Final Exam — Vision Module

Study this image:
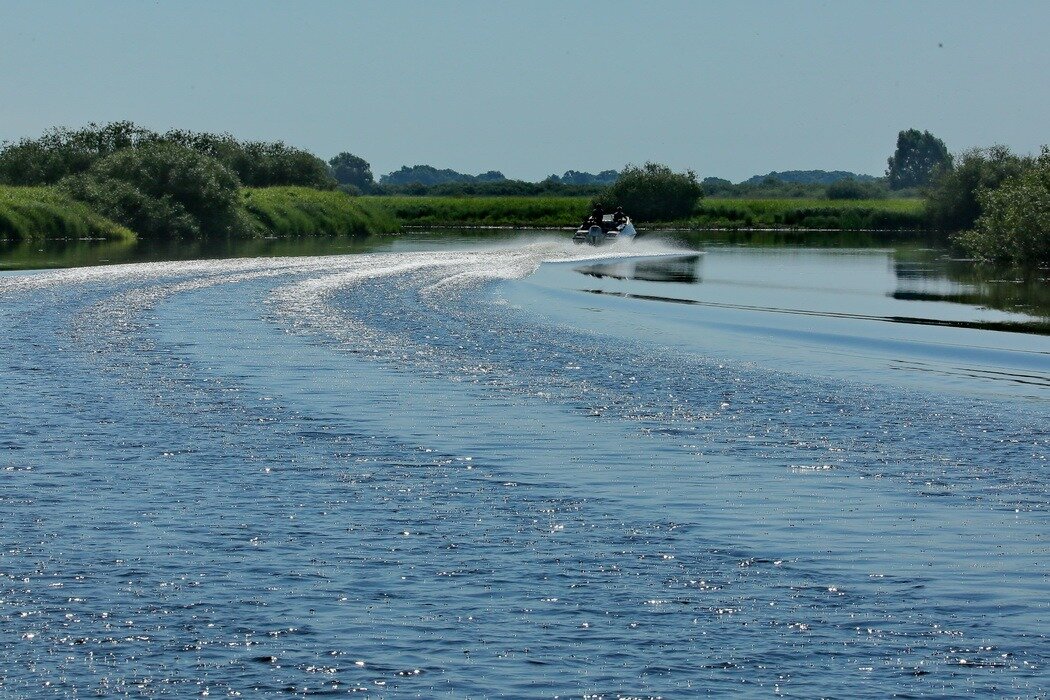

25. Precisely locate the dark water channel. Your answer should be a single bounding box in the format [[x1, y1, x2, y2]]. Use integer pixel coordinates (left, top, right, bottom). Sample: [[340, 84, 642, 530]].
[[1, 232, 1047, 697]]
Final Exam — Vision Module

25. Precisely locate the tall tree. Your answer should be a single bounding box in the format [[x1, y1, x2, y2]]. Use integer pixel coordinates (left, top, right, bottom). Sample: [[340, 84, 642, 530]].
[[328, 152, 374, 193], [886, 129, 952, 190]]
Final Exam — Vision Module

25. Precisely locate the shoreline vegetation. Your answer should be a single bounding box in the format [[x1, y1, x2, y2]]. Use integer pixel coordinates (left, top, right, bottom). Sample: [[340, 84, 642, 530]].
[[1, 187, 927, 243], [360, 195, 926, 231], [0, 123, 1045, 267]]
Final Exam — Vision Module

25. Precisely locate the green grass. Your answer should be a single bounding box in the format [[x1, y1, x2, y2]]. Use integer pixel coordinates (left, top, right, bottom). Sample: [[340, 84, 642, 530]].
[[242, 187, 400, 237], [361, 195, 926, 231], [0, 186, 134, 242], [688, 197, 925, 230], [0, 188, 929, 248], [360, 195, 592, 228], [704, 197, 923, 214]]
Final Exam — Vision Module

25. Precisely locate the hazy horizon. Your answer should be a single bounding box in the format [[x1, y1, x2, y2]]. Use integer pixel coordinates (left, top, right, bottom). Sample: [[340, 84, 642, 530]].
[[2, 0, 1047, 181]]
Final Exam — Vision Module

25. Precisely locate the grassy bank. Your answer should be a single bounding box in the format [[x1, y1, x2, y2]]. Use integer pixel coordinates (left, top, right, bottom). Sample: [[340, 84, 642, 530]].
[[362, 195, 926, 231], [0, 186, 400, 243], [0, 186, 134, 241], [242, 187, 399, 237], [361, 195, 591, 228], [1, 188, 928, 245], [686, 198, 925, 230]]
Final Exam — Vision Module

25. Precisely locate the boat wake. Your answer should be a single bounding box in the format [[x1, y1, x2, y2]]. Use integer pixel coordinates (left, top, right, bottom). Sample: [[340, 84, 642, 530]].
[[1, 237, 1047, 697]]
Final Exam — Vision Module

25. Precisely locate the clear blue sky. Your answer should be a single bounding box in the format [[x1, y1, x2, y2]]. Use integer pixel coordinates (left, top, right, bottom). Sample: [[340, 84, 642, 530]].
[[2, 0, 1047, 182]]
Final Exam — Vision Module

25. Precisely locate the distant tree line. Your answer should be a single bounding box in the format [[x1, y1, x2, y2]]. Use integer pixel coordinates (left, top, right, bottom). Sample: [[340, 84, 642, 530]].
[[372, 180, 610, 197], [325, 158, 620, 196], [742, 170, 879, 186], [545, 169, 619, 186], [702, 175, 892, 200]]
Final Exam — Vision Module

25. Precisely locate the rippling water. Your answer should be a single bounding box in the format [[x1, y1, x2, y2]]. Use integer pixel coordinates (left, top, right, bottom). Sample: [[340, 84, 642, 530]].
[[1, 237, 1047, 697]]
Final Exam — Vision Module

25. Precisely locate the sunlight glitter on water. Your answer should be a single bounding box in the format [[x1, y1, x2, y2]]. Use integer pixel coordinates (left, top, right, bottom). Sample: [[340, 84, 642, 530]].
[[0, 238, 1047, 697]]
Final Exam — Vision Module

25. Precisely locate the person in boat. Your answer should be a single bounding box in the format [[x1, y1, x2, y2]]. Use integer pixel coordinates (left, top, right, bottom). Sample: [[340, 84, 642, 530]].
[[612, 206, 626, 225], [591, 204, 605, 229]]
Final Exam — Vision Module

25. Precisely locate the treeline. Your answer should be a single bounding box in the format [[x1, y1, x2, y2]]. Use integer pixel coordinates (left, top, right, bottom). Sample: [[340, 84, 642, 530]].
[[0, 121, 334, 189], [701, 175, 895, 200], [329, 158, 617, 196], [372, 179, 610, 197]]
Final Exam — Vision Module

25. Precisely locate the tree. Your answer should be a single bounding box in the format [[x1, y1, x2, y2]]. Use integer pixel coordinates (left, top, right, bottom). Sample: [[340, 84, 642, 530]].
[[954, 146, 1050, 266], [597, 162, 703, 221], [886, 129, 952, 190], [328, 152, 374, 193]]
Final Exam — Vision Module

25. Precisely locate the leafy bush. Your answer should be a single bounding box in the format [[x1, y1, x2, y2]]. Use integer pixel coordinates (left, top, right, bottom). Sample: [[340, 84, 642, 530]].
[[925, 146, 1032, 232], [146, 129, 336, 189], [597, 162, 703, 221], [0, 121, 154, 185], [58, 143, 244, 238], [954, 147, 1050, 266]]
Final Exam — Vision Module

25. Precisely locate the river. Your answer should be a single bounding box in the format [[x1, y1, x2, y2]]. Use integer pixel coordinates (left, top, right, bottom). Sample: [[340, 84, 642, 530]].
[[1, 233, 1047, 697]]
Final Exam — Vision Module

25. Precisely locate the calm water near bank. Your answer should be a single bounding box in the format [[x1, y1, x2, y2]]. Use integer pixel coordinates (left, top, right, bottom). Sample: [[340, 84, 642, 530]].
[[1, 232, 1047, 696]]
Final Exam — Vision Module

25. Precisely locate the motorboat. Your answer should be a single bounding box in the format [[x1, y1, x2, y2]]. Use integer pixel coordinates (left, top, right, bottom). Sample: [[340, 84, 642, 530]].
[[572, 214, 636, 246]]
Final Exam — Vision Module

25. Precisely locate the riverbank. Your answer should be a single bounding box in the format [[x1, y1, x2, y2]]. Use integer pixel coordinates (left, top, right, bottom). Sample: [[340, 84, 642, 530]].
[[2, 188, 927, 244], [0, 185, 401, 243], [362, 195, 926, 231], [0, 186, 135, 241]]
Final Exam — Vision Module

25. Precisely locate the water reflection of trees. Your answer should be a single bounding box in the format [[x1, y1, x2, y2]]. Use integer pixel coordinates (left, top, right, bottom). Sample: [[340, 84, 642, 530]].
[[651, 230, 1048, 324], [892, 248, 1050, 320], [661, 229, 944, 249]]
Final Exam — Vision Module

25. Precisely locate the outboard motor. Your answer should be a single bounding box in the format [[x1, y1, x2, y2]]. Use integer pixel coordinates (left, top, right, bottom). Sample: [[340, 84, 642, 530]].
[[585, 225, 605, 246]]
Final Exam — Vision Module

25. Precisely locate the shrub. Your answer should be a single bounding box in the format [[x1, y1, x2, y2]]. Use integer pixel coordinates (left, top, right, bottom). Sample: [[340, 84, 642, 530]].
[[925, 146, 1032, 232], [58, 143, 244, 238], [954, 147, 1050, 267], [0, 121, 153, 185], [159, 130, 336, 189], [597, 162, 703, 221]]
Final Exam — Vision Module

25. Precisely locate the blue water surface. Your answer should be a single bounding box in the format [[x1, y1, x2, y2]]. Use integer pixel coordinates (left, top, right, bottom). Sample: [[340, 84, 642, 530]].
[[1, 238, 1047, 697]]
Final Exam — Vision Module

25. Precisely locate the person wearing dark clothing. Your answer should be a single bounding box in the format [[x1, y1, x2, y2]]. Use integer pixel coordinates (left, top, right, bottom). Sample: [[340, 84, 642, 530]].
[[612, 206, 626, 225], [591, 205, 605, 229]]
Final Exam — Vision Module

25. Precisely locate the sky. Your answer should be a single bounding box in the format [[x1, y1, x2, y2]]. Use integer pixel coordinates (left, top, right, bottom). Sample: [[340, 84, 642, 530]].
[[1, 0, 1047, 182]]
